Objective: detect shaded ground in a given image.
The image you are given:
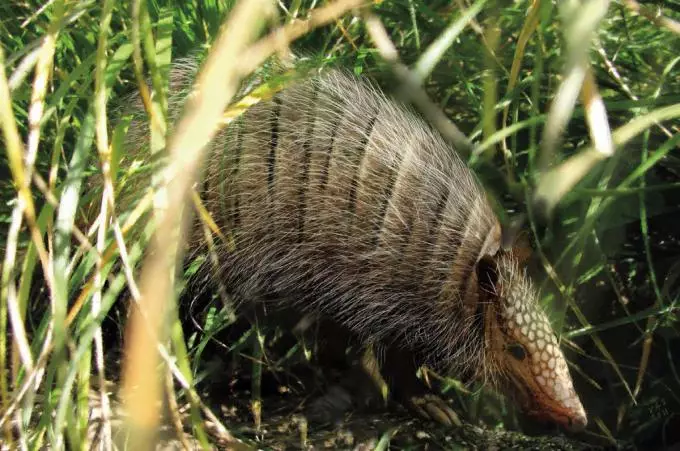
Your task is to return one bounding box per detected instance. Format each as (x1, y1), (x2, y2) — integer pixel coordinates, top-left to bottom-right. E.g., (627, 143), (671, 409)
(93, 390), (607, 450)
(214, 392), (605, 450)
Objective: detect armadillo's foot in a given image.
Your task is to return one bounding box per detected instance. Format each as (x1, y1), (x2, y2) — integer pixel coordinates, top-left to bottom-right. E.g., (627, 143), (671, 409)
(304, 385), (354, 426)
(373, 344), (464, 428)
(406, 393), (462, 427)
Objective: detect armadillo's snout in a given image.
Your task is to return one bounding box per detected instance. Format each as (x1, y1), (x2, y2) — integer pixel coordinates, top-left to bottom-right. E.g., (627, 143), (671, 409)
(565, 400), (588, 432)
(544, 378), (588, 432)
(568, 410), (587, 432)
(519, 325), (589, 432)
(556, 370), (588, 432)
(546, 376), (588, 432)
(530, 394), (587, 432)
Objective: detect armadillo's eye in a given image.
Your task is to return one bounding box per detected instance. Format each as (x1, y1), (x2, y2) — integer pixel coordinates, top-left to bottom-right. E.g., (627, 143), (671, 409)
(506, 343), (527, 361)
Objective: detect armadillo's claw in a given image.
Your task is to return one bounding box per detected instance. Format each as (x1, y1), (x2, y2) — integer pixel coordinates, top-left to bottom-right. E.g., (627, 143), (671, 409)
(408, 394), (462, 427)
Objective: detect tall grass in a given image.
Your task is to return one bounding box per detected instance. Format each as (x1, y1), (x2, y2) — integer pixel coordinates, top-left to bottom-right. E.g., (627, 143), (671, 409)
(1, 0), (679, 449)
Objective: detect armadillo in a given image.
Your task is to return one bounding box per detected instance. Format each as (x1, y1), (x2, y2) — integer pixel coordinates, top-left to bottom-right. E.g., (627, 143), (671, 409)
(117, 58), (587, 431)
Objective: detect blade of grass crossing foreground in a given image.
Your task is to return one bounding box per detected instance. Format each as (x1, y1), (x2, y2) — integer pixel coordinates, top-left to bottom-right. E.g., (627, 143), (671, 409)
(84, 0), (117, 447)
(2, 207), (31, 449)
(141, 2), (169, 125)
(151, 6), (214, 446)
(50, 103), (96, 449)
(142, 1), (198, 442)
(25, 0), (65, 188)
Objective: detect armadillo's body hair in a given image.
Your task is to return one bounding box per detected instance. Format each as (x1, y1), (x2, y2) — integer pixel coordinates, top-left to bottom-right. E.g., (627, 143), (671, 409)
(195, 69), (496, 379)
(114, 57), (587, 430)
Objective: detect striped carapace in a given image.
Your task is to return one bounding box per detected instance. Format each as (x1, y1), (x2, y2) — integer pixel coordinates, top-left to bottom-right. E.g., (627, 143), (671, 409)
(118, 59), (587, 430)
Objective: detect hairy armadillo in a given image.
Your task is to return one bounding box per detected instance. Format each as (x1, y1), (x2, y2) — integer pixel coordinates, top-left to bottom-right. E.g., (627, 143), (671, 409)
(118, 59), (587, 431)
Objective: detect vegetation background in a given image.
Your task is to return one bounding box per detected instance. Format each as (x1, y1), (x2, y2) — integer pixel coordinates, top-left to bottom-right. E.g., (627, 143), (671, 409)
(0, 0), (679, 449)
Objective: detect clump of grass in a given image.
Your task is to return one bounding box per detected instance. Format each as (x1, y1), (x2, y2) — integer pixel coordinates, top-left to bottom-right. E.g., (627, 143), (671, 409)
(1, 0), (679, 449)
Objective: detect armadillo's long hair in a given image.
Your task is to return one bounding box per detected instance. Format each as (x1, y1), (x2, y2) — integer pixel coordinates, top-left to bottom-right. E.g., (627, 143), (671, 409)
(114, 56), (505, 388)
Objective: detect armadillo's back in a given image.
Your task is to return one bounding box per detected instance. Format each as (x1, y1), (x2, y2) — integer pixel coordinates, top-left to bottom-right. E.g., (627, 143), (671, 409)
(199, 70), (501, 363)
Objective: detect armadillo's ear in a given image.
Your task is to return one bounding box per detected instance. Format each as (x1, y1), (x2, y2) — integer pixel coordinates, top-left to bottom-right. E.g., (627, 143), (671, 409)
(476, 254), (499, 295)
(474, 222), (502, 303)
(462, 254), (499, 317)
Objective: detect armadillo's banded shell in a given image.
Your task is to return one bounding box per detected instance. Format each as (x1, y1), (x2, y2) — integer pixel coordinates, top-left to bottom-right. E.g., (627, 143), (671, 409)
(109, 64), (587, 429)
(200, 70), (501, 359)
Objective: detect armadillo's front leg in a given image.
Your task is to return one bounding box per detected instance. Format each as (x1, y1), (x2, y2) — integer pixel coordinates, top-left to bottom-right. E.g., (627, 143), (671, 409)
(375, 345), (462, 427)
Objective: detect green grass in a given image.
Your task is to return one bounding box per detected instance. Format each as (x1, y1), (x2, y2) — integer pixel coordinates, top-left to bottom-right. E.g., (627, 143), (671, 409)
(1, 0), (679, 449)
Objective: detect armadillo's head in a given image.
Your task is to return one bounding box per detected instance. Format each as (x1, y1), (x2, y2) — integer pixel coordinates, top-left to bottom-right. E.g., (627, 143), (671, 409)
(478, 252), (587, 432)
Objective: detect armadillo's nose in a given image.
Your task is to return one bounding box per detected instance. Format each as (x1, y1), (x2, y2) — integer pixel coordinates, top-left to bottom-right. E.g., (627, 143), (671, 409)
(567, 409), (587, 432)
